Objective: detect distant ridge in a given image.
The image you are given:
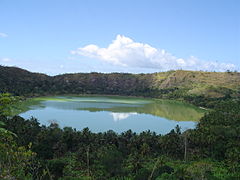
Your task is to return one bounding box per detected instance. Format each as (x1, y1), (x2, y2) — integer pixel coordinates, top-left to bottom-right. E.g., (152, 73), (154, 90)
(0, 65), (239, 107)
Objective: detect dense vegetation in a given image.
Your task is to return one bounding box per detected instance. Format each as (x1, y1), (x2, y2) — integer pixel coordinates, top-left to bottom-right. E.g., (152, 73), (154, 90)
(0, 93), (239, 179)
(1, 65), (240, 108)
(0, 66), (239, 179)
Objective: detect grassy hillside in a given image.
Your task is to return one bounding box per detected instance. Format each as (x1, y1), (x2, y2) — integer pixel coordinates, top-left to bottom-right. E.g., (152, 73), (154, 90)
(152, 70), (240, 97)
(0, 65), (239, 107)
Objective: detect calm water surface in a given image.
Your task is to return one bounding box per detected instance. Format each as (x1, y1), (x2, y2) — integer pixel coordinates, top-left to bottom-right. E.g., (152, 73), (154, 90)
(18, 96), (205, 134)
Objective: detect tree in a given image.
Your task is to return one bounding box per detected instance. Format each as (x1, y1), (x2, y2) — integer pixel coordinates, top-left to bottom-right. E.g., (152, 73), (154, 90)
(0, 129), (36, 179)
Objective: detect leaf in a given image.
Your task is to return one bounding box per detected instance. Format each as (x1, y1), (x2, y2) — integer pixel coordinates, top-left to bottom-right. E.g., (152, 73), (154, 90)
(0, 127), (7, 133)
(0, 121), (5, 126)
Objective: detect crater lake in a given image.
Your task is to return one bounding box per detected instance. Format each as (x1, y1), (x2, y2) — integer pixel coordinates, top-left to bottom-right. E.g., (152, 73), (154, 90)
(16, 96), (205, 134)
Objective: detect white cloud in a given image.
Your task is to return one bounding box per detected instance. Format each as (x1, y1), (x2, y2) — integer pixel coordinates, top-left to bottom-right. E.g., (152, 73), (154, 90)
(71, 35), (236, 71)
(0, 32), (8, 38)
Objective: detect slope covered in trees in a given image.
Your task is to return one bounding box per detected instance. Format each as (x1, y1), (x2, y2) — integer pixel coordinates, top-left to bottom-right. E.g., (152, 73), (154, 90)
(1, 93), (239, 179)
(0, 65), (239, 108)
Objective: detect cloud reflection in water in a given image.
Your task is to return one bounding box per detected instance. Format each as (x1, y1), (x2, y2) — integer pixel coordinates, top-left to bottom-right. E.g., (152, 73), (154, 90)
(111, 112), (138, 122)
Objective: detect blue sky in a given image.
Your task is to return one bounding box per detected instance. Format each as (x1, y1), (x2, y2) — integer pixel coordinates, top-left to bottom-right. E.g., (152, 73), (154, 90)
(0, 0), (239, 75)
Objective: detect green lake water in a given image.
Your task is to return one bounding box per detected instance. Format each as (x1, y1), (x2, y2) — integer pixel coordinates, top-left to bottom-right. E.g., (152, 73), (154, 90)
(18, 96), (205, 134)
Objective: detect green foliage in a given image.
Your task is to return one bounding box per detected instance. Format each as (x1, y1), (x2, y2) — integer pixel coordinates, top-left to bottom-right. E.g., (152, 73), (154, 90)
(96, 145), (125, 178)
(0, 93), (22, 116)
(134, 168), (151, 180)
(189, 100), (240, 161)
(0, 130), (36, 179)
(1, 93), (240, 179)
(48, 158), (67, 179)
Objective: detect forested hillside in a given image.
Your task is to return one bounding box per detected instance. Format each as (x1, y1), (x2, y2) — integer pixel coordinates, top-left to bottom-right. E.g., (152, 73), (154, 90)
(0, 65), (239, 107)
(1, 93), (240, 179)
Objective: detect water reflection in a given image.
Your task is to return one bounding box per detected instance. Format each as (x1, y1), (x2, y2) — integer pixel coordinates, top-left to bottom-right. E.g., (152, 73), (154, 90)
(17, 96), (205, 122)
(16, 96), (206, 134)
(111, 112), (138, 122)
